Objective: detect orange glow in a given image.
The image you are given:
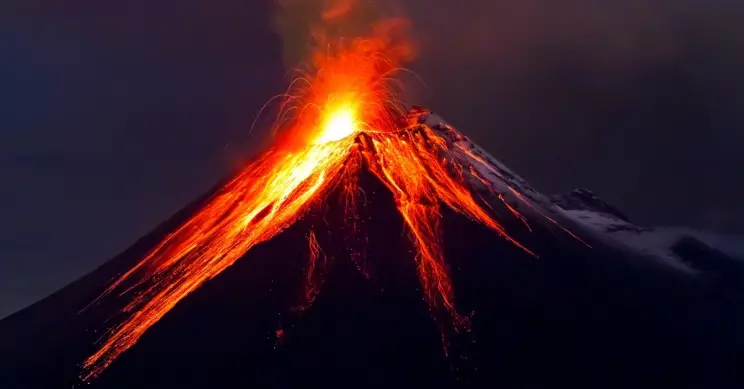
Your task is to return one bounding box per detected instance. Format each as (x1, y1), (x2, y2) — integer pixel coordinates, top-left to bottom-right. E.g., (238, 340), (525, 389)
(358, 128), (536, 334)
(80, 4), (583, 382)
(299, 230), (326, 310)
(81, 8), (410, 380)
(318, 106), (356, 142)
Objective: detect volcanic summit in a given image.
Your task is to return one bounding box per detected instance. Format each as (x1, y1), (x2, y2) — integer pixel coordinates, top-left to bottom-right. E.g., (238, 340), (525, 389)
(2, 107), (743, 389)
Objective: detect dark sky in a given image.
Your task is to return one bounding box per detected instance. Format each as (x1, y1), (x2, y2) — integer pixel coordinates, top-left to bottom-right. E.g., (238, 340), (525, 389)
(1, 0), (742, 318)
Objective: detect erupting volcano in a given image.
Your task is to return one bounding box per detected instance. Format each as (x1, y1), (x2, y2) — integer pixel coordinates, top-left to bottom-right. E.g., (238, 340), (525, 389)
(79, 19), (569, 379)
(4, 2), (743, 389)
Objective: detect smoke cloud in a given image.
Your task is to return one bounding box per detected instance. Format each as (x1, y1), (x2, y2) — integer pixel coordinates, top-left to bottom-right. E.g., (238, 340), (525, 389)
(273, 0), (414, 68)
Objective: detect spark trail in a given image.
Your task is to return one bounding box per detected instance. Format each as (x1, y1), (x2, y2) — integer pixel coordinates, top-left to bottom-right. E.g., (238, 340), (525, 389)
(80, 3), (583, 382)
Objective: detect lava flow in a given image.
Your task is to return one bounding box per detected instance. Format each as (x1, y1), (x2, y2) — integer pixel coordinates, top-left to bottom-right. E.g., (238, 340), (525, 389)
(81, 9), (547, 383)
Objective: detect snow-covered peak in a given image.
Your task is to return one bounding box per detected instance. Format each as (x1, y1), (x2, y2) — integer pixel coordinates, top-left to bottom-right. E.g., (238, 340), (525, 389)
(407, 107), (743, 274)
(408, 107), (552, 207)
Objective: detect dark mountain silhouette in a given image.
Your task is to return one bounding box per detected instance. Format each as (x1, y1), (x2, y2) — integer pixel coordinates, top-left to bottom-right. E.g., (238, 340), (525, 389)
(2, 112), (743, 389)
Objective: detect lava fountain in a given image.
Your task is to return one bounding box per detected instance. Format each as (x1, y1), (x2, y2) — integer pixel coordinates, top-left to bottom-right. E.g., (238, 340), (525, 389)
(81, 2), (545, 381)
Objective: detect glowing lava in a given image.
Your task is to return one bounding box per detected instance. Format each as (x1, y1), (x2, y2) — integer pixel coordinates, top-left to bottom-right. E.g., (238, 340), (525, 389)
(316, 104), (357, 143)
(80, 5), (584, 383)
(81, 13), (409, 380)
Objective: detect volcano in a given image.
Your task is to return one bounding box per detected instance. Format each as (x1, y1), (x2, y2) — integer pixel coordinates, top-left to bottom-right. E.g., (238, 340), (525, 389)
(1, 108), (743, 389)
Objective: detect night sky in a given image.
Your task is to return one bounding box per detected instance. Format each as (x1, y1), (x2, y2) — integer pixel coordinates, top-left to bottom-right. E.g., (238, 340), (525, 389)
(2, 0), (743, 318)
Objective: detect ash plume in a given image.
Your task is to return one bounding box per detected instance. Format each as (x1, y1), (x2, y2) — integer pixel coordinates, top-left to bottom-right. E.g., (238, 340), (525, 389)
(272, 0), (416, 69)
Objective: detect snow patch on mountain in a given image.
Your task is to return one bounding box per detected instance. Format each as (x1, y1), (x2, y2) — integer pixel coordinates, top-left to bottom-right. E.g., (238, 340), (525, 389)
(554, 206), (695, 271)
(552, 189), (744, 273)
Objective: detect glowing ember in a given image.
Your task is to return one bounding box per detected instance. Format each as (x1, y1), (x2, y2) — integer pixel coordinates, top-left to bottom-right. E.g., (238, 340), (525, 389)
(300, 230), (327, 310)
(316, 104), (358, 143)
(80, 2), (585, 382)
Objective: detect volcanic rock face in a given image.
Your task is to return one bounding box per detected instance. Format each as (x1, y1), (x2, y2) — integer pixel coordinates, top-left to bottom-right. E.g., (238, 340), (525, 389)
(2, 109), (743, 389)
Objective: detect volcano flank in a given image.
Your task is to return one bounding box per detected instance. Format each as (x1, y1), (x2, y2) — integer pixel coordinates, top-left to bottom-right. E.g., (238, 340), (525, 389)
(1, 110), (743, 389)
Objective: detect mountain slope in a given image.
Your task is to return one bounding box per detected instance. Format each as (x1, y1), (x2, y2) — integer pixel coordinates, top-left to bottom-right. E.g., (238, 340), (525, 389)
(2, 109), (743, 389)
(420, 107), (743, 274)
